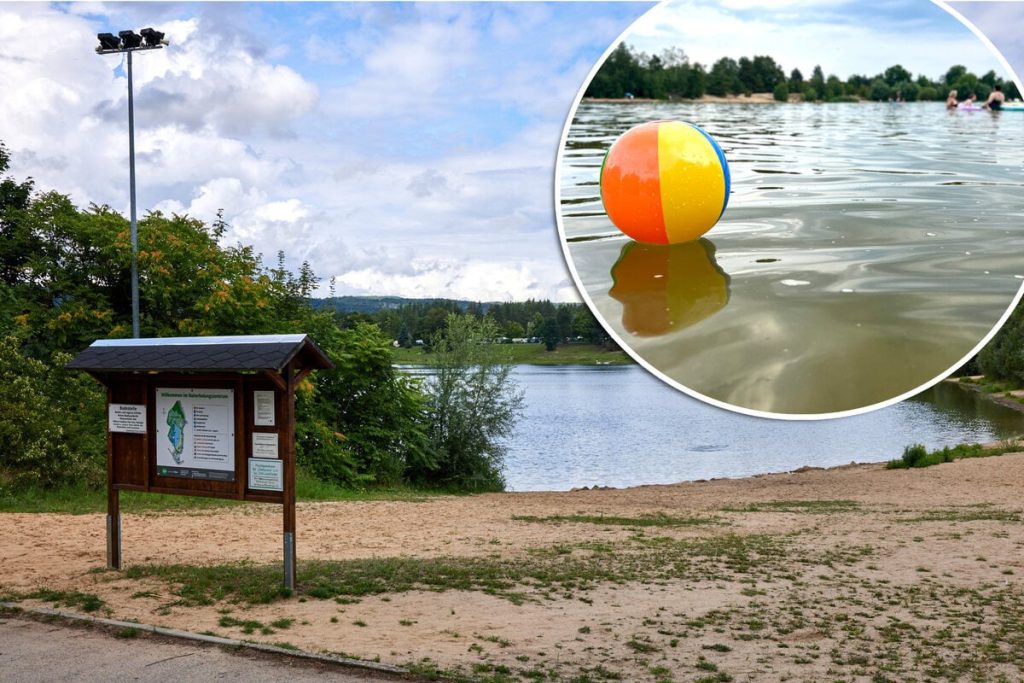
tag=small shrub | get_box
[902,444,927,468]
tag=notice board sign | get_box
[249,458,283,491]
[155,387,235,481]
[108,404,146,434]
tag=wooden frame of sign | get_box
[68,335,333,590]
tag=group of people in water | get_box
[947,84,1006,110]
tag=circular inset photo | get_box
[556,0,1024,418]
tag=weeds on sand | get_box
[719,500,860,514]
[513,513,722,528]
[120,533,873,608]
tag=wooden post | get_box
[282,365,297,591]
[107,487,121,569]
[106,385,122,569]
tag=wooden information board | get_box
[68,334,333,589]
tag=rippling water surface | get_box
[560,102,1024,415]
[502,365,1024,491]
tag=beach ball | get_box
[600,120,730,244]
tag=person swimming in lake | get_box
[984,84,1005,110]
[946,89,958,110]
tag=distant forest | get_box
[316,296,614,350]
[586,43,1022,103]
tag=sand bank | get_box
[4,454,1024,681]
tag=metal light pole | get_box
[96,29,168,339]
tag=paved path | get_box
[0,614,399,682]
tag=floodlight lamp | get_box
[96,32,121,51]
[140,28,168,47]
[118,30,143,49]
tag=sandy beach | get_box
[4,454,1024,681]
[584,93,803,105]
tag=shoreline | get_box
[585,93,835,105]
[948,375,1024,416]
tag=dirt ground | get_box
[4,455,1024,682]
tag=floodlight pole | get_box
[96,29,167,571]
[96,32,166,339]
[127,49,139,339]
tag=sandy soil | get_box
[584,93,803,105]
[4,455,1024,681]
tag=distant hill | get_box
[311,295,485,314]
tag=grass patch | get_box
[27,589,105,613]
[720,500,860,514]
[886,441,1022,470]
[393,343,630,367]
[512,513,720,528]
[895,508,1021,523]
[219,615,274,635]
[121,533,872,608]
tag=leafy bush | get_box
[887,441,1016,470]
[298,321,429,488]
[901,443,928,468]
[411,315,524,491]
[0,336,105,492]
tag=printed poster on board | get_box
[155,387,235,481]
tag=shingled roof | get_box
[67,334,333,374]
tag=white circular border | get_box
[553,0,1024,422]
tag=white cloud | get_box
[335,260,568,302]
[0,3,647,302]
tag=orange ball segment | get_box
[600,120,730,244]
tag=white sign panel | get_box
[249,458,283,491]
[108,404,146,434]
[252,432,279,459]
[155,387,235,481]
[254,390,276,426]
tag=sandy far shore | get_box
[4,455,1024,681]
[585,93,802,105]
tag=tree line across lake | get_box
[316,296,615,352]
[587,43,1022,103]
[0,143,540,497]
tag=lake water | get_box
[502,364,1024,491]
[559,102,1024,415]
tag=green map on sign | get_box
[166,400,187,464]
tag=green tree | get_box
[412,315,524,491]
[825,75,845,100]
[586,43,644,98]
[0,337,105,492]
[298,321,429,487]
[0,142,37,289]
[539,316,560,351]
[809,65,826,97]
[788,68,803,91]
[504,320,525,339]
[751,55,785,92]
[883,64,912,86]
[773,82,789,102]
[707,57,741,96]
[979,305,1024,384]
[397,322,412,348]
[869,78,892,101]
[944,64,968,87]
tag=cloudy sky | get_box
[0,2,1020,302]
[627,0,1017,81]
